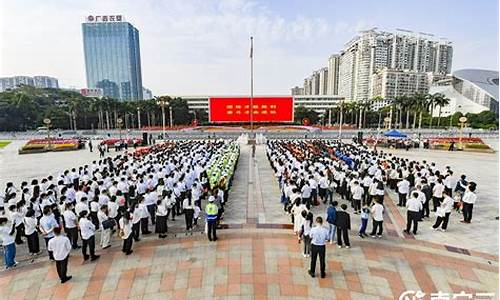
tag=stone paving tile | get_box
[4,228,495,299]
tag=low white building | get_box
[430,69,498,116]
[179,95,344,115]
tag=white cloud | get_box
[0,0,352,95]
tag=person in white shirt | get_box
[301,183,312,207]
[75,197,89,217]
[39,206,59,260]
[308,216,330,278]
[78,211,100,262]
[62,203,80,249]
[461,183,477,224]
[119,211,133,255]
[318,174,329,204]
[138,197,151,235]
[432,179,445,212]
[24,208,40,255]
[107,196,119,228]
[131,202,142,241]
[301,211,313,257]
[404,192,423,235]
[97,205,112,249]
[8,204,24,245]
[47,227,72,283]
[432,191,454,231]
[351,181,364,214]
[0,217,17,269]
[182,192,195,231]
[155,199,168,238]
[144,190,158,225]
[397,178,410,207]
[369,198,384,238]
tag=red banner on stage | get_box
[209,96,294,123]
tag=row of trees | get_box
[295,92,498,130]
[0,86,208,131]
[0,86,497,131]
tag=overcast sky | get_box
[1,0,498,96]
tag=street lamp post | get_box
[339,99,344,139]
[43,118,52,149]
[459,116,467,150]
[169,106,173,128]
[117,118,123,140]
[137,107,141,129]
[250,36,254,139]
[156,98,169,139]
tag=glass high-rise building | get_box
[82,15,143,101]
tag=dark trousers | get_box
[303,235,311,255]
[433,212,451,230]
[370,220,383,235]
[184,209,194,230]
[26,232,40,254]
[44,237,54,260]
[15,224,24,244]
[207,220,217,241]
[147,204,156,225]
[423,200,430,218]
[310,244,326,275]
[462,203,473,222]
[406,211,419,234]
[353,199,361,212]
[175,198,182,215]
[398,193,407,206]
[336,227,350,246]
[82,235,96,259]
[366,195,374,206]
[359,218,368,234]
[140,218,150,234]
[66,227,79,248]
[122,235,133,253]
[55,256,69,281]
[432,197,442,212]
[132,222,140,241]
[362,187,369,203]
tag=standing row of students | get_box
[0,139,239,284]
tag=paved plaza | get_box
[0,140,499,299]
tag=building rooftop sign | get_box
[85,15,123,23]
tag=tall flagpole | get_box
[250,36,254,138]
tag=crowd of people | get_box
[0,139,239,283]
[266,139,478,278]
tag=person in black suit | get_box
[335,204,351,248]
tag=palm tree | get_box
[371,96,384,128]
[412,93,429,130]
[395,95,411,129]
[433,93,450,128]
[392,96,405,128]
[358,100,373,128]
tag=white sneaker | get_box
[338,245,343,248]
[431,226,438,231]
[440,228,446,232]
[303,254,307,257]
[345,246,350,249]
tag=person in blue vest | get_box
[205,196,219,241]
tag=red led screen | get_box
[209,96,294,123]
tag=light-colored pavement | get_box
[0,140,122,186]
[0,140,498,299]
[383,148,499,254]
